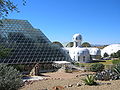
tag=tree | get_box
[116,50,120,58]
[0,0,26,25]
[0,0,26,18]
[52,41,63,47]
[81,42,91,47]
[103,52,109,57]
[111,53,117,58]
[0,64,23,90]
[111,50,120,58]
[66,42,73,47]
[0,0,18,19]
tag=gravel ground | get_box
[20,71,120,90]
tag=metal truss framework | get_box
[0,19,70,64]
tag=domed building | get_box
[101,44,120,57]
[62,34,101,63]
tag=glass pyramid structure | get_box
[0,19,70,64]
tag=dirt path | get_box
[20,71,120,90]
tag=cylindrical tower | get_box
[73,34,82,47]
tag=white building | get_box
[101,44,120,57]
[62,34,101,63]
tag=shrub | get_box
[95,70,118,81]
[112,59,120,65]
[82,75,97,85]
[0,64,23,90]
[65,66,72,73]
[79,64,85,67]
[90,63,105,72]
[74,63,80,67]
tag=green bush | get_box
[74,63,80,67]
[0,64,23,90]
[90,63,105,72]
[65,66,72,73]
[82,75,97,85]
[112,59,120,65]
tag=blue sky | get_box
[8,0,120,45]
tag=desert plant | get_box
[90,63,105,72]
[95,70,118,81]
[113,63,120,79]
[0,64,23,90]
[65,66,72,73]
[82,75,97,85]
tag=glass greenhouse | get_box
[0,19,70,64]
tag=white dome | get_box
[101,44,120,57]
[63,47,91,63]
[73,34,82,42]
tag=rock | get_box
[76,75,79,77]
[81,83,85,86]
[76,83,81,87]
[68,84,73,87]
[64,85,68,88]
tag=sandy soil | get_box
[20,71,120,90]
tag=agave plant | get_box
[82,75,97,85]
[95,70,118,81]
[113,64,120,79]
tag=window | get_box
[78,56,80,61]
[67,51,69,54]
[83,56,85,62]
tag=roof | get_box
[0,19,71,64]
